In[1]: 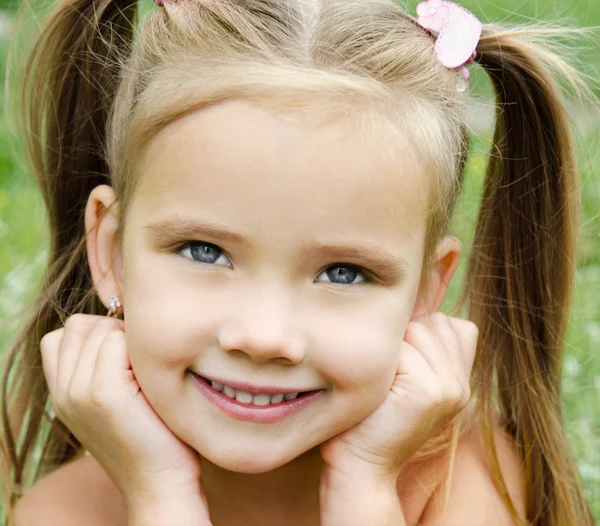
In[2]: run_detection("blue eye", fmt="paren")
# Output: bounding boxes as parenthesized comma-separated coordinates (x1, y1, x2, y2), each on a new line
(178, 243, 371, 286)
(316, 264, 369, 286)
(180, 242, 231, 266)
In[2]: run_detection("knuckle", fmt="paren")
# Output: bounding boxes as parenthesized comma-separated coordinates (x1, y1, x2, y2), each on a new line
(40, 330, 60, 352)
(65, 313, 87, 329)
(66, 382, 112, 414)
(96, 331, 124, 357)
(425, 383, 445, 404)
(66, 384, 88, 409)
(102, 326, 125, 341)
(465, 320, 479, 337)
(96, 318, 124, 337)
(40, 332, 51, 349)
(406, 320, 427, 335)
(90, 379, 117, 409)
(89, 390, 113, 413)
(100, 316, 121, 328)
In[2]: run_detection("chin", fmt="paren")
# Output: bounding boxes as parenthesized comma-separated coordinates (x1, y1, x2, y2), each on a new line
(208, 456, 289, 474)
(198, 439, 319, 473)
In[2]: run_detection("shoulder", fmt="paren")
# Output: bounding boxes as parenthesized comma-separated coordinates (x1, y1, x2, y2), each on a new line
(11, 453, 127, 526)
(417, 413, 527, 526)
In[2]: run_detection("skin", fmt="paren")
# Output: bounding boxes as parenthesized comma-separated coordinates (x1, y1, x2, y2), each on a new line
(85, 98, 462, 525)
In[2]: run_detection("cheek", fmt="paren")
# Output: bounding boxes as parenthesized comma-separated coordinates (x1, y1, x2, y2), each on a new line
(313, 297, 412, 401)
(121, 251, 225, 373)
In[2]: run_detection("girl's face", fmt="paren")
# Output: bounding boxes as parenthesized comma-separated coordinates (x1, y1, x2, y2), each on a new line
(121, 99, 432, 473)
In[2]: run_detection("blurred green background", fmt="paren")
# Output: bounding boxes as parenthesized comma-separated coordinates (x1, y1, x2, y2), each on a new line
(0, 0, 598, 522)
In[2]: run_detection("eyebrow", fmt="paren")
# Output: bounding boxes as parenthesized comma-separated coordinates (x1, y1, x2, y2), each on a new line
(146, 217, 250, 247)
(144, 217, 409, 278)
(303, 244, 408, 279)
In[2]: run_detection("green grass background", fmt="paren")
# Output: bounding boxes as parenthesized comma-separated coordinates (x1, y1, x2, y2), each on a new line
(0, 0, 599, 522)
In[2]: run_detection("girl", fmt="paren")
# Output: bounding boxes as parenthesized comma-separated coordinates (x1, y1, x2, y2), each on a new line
(0, 0, 596, 524)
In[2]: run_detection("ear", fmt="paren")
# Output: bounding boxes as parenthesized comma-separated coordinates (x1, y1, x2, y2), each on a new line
(411, 236, 462, 318)
(85, 185, 124, 313)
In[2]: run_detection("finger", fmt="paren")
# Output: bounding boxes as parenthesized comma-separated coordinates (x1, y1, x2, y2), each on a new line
(69, 318, 125, 399)
(57, 315, 106, 395)
(404, 319, 453, 377)
(93, 330, 132, 399)
(430, 313, 465, 369)
(40, 328, 65, 400)
(425, 314, 473, 398)
(438, 317, 478, 403)
(408, 314, 469, 389)
(447, 317, 479, 373)
(396, 341, 436, 383)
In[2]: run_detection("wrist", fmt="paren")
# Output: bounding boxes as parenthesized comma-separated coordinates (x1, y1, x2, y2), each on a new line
(128, 494, 212, 526)
(321, 458, 404, 488)
(321, 464, 399, 489)
(320, 469, 405, 526)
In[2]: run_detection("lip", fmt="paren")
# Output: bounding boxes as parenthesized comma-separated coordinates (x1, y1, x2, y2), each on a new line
(191, 373, 326, 423)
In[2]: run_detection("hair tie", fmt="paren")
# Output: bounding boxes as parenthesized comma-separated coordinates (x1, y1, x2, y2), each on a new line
(416, 0, 482, 92)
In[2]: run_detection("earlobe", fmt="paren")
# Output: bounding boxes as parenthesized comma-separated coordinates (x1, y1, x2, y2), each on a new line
(85, 185, 124, 312)
(412, 236, 462, 318)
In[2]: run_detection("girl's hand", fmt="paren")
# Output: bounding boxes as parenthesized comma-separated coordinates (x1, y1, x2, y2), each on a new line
(319, 312, 478, 481)
(40, 314, 209, 515)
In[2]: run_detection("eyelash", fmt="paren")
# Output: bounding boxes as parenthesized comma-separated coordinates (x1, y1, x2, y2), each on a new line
(174, 241, 375, 286)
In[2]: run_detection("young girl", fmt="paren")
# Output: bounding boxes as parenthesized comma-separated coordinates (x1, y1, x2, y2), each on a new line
(1, 0, 596, 523)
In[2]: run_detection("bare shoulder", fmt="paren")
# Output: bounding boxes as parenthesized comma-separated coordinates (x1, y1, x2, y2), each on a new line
(12, 454, 127, 526)
(417, 414, 527, 525)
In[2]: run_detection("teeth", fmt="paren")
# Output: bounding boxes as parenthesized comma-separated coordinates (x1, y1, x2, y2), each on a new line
(209, 380, 304, 406)
(235, 391, 253, 404)
(252, 393, 272, 406)
(270, 393, 284, 404)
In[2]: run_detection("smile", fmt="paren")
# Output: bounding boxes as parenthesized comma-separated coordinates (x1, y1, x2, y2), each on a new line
(191, 372, 325, 423)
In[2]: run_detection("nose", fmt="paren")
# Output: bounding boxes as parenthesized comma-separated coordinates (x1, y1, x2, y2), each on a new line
(217, 290, 307, 365)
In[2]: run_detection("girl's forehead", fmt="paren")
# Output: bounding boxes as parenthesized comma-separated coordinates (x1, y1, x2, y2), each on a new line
(134, 99, 430, 235)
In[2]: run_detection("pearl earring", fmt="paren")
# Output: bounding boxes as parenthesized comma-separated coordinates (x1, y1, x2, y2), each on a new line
(107, 295, 122, 318)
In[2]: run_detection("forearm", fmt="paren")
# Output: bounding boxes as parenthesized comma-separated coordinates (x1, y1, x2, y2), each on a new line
(320, 470, 406, 526)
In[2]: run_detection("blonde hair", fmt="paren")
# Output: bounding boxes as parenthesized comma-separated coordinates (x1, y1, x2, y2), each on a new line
(1, 0, 596, 524)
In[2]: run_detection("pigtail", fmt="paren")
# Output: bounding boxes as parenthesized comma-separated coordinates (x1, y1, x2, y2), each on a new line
(461, 27, 595, 526)
(1, 0, 137, 520)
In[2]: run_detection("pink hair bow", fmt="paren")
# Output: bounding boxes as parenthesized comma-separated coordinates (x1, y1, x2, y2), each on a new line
(416, 0, 482, 91)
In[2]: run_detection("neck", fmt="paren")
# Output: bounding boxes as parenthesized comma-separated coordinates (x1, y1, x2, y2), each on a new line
(201, 447, 324, 526)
